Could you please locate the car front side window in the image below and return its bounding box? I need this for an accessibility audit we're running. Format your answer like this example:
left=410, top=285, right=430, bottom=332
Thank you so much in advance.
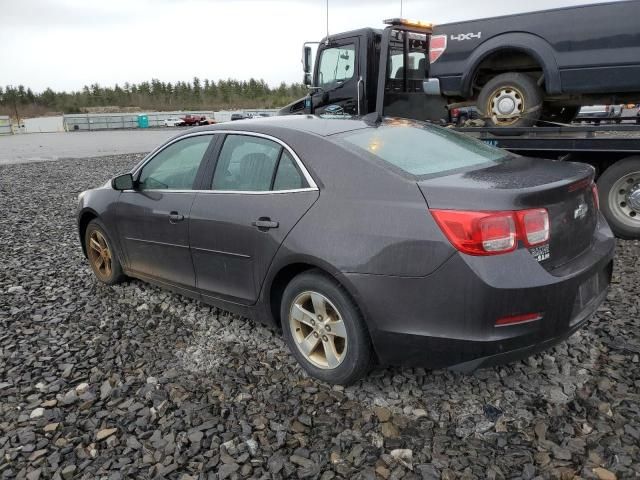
left=138, top=135, right=212, bottom=190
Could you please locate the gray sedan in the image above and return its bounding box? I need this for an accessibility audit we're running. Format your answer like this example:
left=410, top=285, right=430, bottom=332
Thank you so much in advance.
left=77, top=116, right=614, bottom=384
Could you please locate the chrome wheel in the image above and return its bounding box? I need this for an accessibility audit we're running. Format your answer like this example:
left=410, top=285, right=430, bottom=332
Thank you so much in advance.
left=87, top=229, right=113, bottom=281
left=289, top=291, right=347, bottom=370
left=609, top=172, right=640, bottom=228
left=487, top=86, right=525, bottom=126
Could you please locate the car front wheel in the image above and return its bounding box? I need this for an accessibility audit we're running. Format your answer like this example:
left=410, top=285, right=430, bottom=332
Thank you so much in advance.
left=85, top=219, right=125, bottom=285
left=281, top=270, right=373, bottom=385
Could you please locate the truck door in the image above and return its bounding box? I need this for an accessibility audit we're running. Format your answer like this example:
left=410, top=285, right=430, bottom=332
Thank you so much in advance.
left=312, top=37, right=361, bottom=115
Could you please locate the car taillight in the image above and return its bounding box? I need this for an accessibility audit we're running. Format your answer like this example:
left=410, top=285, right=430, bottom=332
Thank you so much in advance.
left=430, top=210, right=516, bottom=255
left=592, top=183, right=600, bottom=210
left=516, top=209, right=549, bottom=246
left=430, top=208, right=550, bottom=256
left=429, top=34, right=447, bottom=64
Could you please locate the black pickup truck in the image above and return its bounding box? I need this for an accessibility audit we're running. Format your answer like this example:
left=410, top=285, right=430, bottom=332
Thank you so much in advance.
left=428, top=1, right=640, bottom=127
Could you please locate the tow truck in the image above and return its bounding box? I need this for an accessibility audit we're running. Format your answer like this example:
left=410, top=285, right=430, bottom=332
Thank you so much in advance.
left=280, top=18, right=640, bottom=240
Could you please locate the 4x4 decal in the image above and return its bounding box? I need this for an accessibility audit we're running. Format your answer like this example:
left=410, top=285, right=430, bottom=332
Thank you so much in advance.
left=451, top=32, right=482, bottom=41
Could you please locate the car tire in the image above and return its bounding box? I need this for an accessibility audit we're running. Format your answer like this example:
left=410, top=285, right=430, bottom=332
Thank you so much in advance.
left=281, top=270, right=373, bottom=385
left=597, top=157, right=640, bottom=239
left=478, top=72, right=544, bottom=128
left=85, top=219, right=126, bottom=285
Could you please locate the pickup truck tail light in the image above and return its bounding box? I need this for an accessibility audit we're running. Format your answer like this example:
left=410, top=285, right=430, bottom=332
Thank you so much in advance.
left=429, top=35, right=447, bottom=64
left=430, top=208, right=550, bottom=256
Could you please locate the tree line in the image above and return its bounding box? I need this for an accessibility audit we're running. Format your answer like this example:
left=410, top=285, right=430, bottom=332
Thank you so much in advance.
left=0, top=77, right=308, bottom=118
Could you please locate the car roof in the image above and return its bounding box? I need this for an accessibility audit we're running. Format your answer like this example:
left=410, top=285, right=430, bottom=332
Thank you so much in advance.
left=193, top=115, right=373, bottom=137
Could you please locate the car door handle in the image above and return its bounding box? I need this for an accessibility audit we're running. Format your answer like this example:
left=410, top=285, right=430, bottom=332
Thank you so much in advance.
left=252, top=218, right=279, bottom=230
left=169, top=212, right=185, bottom=223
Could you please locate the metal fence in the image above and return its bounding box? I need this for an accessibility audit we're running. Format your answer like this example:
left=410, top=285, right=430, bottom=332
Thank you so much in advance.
left=0, top=116, right=11, bottom=135
left=63, top=109, right=278, bottom=131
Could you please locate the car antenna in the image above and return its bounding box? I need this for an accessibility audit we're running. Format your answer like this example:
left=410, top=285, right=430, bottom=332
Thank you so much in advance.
left=325, top=0, right=330, bottom=45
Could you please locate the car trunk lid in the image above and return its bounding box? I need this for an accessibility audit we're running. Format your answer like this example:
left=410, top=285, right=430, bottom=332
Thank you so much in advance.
left=419, top=156, right=598, bottom=270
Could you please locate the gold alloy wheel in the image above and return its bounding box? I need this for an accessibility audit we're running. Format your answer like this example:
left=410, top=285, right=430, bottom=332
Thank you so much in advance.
left=87, top=229, right=113, bottom=281
left=487, top=86, right=526, bottom=126
left=289, top=291, right=348, bottom=370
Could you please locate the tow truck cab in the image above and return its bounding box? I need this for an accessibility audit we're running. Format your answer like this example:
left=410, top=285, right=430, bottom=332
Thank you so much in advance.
left=279, top=19, right=449, bottom=122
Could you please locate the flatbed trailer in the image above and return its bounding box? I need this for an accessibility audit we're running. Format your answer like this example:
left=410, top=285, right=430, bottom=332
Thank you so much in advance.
left=457, top=124, right=640, bottom=153
left=455, top=124, right=640, bottom=238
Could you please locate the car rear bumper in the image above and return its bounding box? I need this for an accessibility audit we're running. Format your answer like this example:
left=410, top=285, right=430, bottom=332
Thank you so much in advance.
left=345, top=217, right=615, bottom=370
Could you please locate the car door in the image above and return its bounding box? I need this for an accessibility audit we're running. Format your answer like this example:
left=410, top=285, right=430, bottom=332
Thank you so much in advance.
left=189, top=133, right=319, bottom=305
left=312, top=37, right=361, bottom=115
left=116, top=133, right=216, bottom=290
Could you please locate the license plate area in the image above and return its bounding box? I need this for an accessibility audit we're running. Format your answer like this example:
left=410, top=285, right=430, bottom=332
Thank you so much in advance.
left=571, top=270, right=607, bottom=324
left=578, top=274, right=599, bottom=307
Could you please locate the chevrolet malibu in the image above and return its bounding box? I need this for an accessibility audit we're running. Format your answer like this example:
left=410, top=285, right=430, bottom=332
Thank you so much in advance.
left=77, top=116, right=615, bottom=384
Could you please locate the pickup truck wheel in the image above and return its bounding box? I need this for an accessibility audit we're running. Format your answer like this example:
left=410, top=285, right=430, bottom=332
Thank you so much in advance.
left=597, top=157, right=640, bottom=239
left=478, top=73, right=543, bottom=128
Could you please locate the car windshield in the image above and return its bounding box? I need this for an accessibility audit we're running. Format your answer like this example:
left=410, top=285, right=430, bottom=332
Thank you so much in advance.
left=337, top=120, right=509, bottom=177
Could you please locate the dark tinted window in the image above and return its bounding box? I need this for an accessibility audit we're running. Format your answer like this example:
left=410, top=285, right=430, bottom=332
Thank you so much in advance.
left=212, top=135, right=281, bottom=191
left=273, top=151, right=306, bottom=190
left=139, top=135, right=212, bottom=190
left=339, top=122, right=507, bottom=177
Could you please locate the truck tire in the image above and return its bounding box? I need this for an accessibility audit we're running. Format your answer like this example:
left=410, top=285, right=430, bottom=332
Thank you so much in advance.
left=597, top=156, right=640, bottom=239
left=478, top=73, right=543, bottom=128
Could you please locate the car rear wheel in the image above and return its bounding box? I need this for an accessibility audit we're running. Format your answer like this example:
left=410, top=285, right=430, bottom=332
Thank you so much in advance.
left=478, top=72, right=544, bottom=128
left=85, top=219, right=125, bottom=285
left=281, top=270, right=373, bottom=385
left=597, top=157, right=640, bottom=239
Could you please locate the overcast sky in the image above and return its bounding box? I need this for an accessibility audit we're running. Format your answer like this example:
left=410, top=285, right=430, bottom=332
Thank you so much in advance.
left=0, top=0, right=621, bottom=92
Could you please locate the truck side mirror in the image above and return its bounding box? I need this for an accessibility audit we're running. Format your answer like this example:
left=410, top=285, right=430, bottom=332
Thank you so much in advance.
left=303, top=73, right=312, bottom=87
left=303, top=46, right=312, bottom=74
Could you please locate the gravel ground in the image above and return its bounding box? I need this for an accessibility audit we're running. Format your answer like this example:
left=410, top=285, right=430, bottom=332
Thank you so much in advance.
left=1, top=154, right=639, bottom=480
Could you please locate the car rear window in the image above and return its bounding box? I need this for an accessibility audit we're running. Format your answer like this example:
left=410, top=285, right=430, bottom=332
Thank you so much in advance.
left=338, top=122, right=508, bottom=177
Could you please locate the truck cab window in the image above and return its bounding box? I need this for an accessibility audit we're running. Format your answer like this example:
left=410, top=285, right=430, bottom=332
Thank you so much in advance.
left=317, top=44, right=356, bottom=90
left=386, top=32, right=428, bottom=92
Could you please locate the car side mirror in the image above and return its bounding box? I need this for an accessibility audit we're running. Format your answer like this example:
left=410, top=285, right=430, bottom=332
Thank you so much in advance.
left=112, top=173, right=134, bottom=191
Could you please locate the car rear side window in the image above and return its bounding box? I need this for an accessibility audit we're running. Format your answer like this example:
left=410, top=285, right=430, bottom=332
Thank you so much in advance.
left=273, top=151, right=305, bottom=190
left=211, top=135, right=308, bottom=192
left=339, top=123, right=508, bottom=177
left=138, top=135, right=212, bottom=190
